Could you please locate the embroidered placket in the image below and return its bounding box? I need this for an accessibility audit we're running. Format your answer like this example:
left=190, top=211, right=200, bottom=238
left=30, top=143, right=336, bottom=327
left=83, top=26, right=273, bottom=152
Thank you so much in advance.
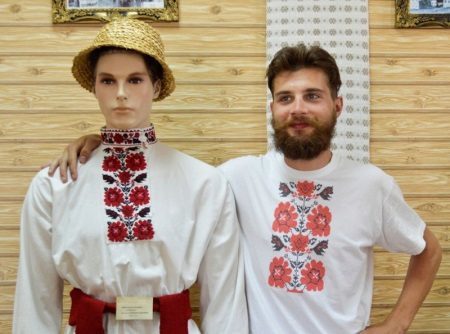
left=101, top=127, right=156, bottom=243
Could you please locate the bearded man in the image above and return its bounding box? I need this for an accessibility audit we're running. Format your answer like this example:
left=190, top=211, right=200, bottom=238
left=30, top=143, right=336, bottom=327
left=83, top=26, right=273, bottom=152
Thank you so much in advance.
left=50, top=44, right=441, bottom=334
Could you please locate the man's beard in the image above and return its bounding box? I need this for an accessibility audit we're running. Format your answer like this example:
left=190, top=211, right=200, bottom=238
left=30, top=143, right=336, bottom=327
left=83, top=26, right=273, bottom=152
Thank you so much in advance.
left=272, top=112, right=337, bottom=160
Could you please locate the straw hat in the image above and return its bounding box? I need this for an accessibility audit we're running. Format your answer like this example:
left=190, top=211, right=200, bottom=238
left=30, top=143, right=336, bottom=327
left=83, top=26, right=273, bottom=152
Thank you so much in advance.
left=72, top=17, right=175, bottom=101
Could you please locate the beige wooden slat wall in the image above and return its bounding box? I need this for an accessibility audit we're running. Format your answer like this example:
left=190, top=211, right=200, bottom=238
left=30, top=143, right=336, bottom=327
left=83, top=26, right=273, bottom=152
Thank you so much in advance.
left=0, top=0, right=449, bottom=332
left=0, top=0, right=266, bottom=331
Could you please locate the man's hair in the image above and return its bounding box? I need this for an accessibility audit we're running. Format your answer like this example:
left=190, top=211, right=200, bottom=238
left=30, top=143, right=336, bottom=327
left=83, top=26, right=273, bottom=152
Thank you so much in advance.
left=266, top=44, right=342, bottom=98
left=89, top=46, right=163, bottom=86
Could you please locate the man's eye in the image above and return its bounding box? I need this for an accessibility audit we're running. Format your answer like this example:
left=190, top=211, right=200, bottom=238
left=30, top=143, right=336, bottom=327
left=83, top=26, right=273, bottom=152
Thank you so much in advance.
left=278, top=96, right=291, bottom=103
left=307, top=93, right=320, bottom=100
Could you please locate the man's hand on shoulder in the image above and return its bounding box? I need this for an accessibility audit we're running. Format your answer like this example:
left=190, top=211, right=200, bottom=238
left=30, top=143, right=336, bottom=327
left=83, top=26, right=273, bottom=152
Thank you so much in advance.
left=47, top=134, right=101, bottom=182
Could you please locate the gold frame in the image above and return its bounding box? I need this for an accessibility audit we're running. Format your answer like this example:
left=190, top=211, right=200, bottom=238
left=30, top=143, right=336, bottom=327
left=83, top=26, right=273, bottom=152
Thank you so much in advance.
left=52, top=0, right=178, bottom=23
left=395, top=0, right=450, bottom=28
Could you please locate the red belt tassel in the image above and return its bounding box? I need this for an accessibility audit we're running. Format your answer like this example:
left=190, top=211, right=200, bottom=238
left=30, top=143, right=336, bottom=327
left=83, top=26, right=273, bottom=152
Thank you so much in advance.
left=69, top=288, right=192, bottom=334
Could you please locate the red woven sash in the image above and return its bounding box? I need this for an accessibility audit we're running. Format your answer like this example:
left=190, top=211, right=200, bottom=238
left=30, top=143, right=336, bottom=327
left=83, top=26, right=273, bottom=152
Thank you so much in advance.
left=69, top=288, right=192, bottom=334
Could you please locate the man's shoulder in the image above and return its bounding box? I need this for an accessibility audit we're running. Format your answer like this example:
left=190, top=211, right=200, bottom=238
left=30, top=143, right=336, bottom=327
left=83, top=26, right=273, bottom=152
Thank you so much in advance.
left=337, top=156, right=393, bottom=184
left=218, top=153, right=267, bottom=177
left=220, top=152, right=269, bottom=170
left=156, top=142, right=225, bottom=180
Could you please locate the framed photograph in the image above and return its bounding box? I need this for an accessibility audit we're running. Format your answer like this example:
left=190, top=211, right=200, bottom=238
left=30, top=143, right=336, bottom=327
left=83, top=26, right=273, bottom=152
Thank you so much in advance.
left=395, top=0, right=450, bottom=27
left=52, top=0, right=178, bottom=23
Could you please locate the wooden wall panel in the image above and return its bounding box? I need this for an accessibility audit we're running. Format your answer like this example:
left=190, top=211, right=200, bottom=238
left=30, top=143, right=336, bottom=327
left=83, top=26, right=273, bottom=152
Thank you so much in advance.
left=370, top=57, right=450, bottom=85
left=370, top=86, right=450, bottom=111
left=0, top=113, right=267, bottom=140
left=0, top=56, right=266, bottom=84
left=0, top=84, right=266, bottom=112
left=370, top=29, right=450, bottom=57
left=371, top=142, right=450, bottom=168
left=1, top=0, right=449, bottom=332
left=0, top=27, right=265, bottom=56
left=373, top=278, right=450, bottom=304
left=0, top=0, right=265, bottom=26
left=375, top=251, right=450, bottom=278
left=371, top=307, right=450, bottom=333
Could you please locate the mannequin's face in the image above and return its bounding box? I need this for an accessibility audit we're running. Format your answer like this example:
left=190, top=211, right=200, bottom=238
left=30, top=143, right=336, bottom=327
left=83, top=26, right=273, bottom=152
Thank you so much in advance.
left=94, top=52, right=160, bottom=129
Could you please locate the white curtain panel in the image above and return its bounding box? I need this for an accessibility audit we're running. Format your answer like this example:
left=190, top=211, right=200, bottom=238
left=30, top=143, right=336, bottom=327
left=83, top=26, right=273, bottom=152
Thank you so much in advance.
left=266, top=0, right=370, bottom=163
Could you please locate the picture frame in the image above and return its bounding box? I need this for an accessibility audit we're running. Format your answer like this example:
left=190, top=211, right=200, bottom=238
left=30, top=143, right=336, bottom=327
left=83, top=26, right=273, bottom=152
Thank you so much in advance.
left=52, top=0, right=179, bottom=23
left=395, top=0, right=450, bottom=28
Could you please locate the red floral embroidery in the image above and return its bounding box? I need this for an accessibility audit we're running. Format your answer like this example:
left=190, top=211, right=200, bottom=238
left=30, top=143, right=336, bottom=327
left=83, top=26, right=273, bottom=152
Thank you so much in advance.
left=272, top=202, right=298, bottom=233
left=296, top=181, right=315, bottom=198
left=268, top=257, right=292, bottom=288
left=121, top=205, right=134, bottom=218
left=307, top=204, right=332, bottom=237
left=108, top=222, right=128, bottom=242
left=133, top=220, right=155, bottom=240
left=118, top=171, right=132, bottom=184
left=101, top=127, right=157, bottom=243
left=101, top=127, right=156, bottom=146
left=129, top=186, right=150, bottom=206
left=102, top=155, right=122, bottom=172
left=290, top=233, right=309, bottom=253
left=126, top=152, right=147, bottom=171
left=113, top=133, right=124, bottom=144
left=104, top=188, right=124, bottom=207
left=300, top=260, right=325, bottom=291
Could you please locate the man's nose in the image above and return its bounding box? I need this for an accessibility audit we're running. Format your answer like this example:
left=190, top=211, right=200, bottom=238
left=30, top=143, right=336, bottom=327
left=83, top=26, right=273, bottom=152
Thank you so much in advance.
left=290, top=97, right=308, bottom=115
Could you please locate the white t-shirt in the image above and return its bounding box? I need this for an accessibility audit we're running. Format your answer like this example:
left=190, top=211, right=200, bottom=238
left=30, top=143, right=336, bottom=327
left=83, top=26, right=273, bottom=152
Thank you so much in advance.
left=220, top=150, right=425, bottom=334
left=14, top=127, right=248, bottom=334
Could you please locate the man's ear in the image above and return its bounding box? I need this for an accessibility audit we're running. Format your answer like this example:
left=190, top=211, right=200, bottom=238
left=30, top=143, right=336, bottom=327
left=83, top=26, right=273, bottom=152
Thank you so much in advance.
left=153, top=80, right=161, bottom=99
left=335, top=96, right=344, bottom=118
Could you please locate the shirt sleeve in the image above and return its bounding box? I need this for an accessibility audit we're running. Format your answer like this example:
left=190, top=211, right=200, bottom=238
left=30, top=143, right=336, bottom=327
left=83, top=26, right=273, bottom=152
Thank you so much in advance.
left=376, top=178, right=426, bottom=255
left=13, top=171, right=64, bottom=333
left=196, top=179, right=249, bottom=334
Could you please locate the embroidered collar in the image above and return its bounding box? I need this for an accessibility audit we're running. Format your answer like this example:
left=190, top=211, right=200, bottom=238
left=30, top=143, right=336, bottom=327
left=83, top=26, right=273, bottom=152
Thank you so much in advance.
left=101, top=126, right=157, bottom=147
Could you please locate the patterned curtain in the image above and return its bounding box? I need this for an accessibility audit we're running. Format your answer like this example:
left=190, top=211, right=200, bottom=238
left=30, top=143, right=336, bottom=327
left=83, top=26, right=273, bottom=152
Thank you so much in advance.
left=266, top=0, right=370, bottom=163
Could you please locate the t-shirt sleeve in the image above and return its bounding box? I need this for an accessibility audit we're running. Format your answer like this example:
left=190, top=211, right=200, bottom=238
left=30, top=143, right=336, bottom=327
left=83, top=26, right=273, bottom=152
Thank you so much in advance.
left=376, top=179, right=426, bottom=255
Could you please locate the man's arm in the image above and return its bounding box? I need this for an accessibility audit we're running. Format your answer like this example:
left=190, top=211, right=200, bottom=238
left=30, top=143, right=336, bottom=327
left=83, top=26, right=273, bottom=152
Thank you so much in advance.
left=362, top=227, right=442, bottom=334
left=47, top=134, right=101, bottom=182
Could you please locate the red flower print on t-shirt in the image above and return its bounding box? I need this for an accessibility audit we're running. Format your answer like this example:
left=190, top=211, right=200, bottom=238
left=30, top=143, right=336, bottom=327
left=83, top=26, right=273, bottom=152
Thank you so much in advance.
left=129, top=186, right=150, bottom=205
left=268, top=257, right=292, bottom=288
left=108, top=221, right=128, bottom=242
left=104, top=187, right=124, bottom=207
left=133, top=220, right=155, bottom=240
left=126, top=152, right=147, bottom=171
left=300, top=260, right=325, bottom=291
left=102, top=155, right=121, bottom=172
left=296, top=181, right=315, bottom=198
left=273, top=202, right=298, bottom=233
left=306, top=204, right=332, bottom=237
left=290, top=233, right=309, bottom=253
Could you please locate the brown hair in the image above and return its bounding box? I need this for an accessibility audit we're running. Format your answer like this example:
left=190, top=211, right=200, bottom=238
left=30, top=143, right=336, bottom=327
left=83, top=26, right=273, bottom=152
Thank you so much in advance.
left=266, top=44, right=342, bottom=98
left=89, top=46, right=163, bottom=87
